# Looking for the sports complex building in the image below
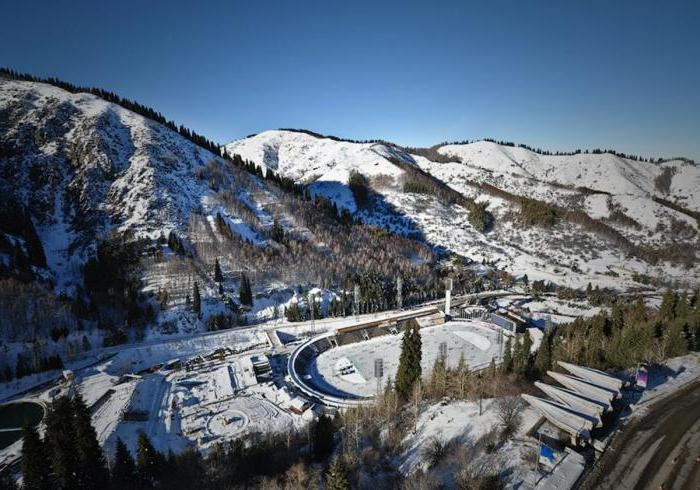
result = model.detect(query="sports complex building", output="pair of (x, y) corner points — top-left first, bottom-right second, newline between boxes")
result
(287, 306), (510, 407)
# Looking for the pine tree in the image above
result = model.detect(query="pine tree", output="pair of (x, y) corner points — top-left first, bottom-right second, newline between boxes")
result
(664, 320), (688, 358)
(20, 422), (52, 490)
(192, 282), (201, 318)
(610, 303), (625, 331)
(72, 393), (109, 489)
(395, 325), (414, 399)
(111, 438), (136, 488)
(533, 331), (552, 378)
(501, 337), (513, 373)
(628, 296), (647, 326)
(310, 414), (334, 459)
(214, 258), (223, 283)
(136, 432), (162, 486)
(412, 323), (423, 381)
(512, 335), (524, 374)
(239, 274), (253, 307)
(659, 289), (678, 322)
(586, 316), (605, 368)
(675, 292), (690, 319)
(43, 396), (79, 489)
(395, 320), (422, 399)
(520, 330), (533, 377)
(325, 458), (350, 490)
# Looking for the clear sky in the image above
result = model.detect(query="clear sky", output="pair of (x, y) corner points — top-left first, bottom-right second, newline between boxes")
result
(2, 0), (699, 159)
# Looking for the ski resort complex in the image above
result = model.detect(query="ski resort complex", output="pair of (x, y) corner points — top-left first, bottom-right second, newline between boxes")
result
(2, 2), (700, 487)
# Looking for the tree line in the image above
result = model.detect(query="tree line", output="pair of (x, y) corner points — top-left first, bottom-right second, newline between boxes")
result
(0, 68), (220, 156)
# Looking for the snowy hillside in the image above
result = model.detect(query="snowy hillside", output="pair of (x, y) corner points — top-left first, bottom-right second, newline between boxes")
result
(0, 78), (220, 292)
(228, 130), (406, 213)
(0, 79), (441, 340)
(227, 130), (700, 289)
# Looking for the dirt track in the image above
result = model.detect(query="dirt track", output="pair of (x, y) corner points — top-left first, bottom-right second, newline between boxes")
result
(579, 379), (700, 490)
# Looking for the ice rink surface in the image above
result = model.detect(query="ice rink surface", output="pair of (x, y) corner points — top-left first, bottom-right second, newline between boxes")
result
(309, 321), (504, 398)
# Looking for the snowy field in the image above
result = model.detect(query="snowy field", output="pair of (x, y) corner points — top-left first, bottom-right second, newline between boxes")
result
(96, 351), (307, 457)
(308, 321), (504, 399)
(400, 398), (541, 478)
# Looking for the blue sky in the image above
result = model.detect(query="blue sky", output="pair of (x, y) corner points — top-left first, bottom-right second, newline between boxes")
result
(2, 0), (699, 159)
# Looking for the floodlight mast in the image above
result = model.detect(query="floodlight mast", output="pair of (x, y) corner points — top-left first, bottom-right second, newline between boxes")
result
(396, 276), (403, 311)
(444, 278), (453, 317)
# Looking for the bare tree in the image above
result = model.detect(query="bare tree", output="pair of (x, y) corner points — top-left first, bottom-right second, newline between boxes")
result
(495, 396), (523, 439)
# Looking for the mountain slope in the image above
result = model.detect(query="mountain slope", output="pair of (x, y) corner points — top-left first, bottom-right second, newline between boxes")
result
(227, 130), (700, 289)
(0, 78), (218, 292)
(0, 78), (443, 344)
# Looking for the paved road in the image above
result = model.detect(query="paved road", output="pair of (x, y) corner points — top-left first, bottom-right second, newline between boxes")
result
(580, 379), (700, 490)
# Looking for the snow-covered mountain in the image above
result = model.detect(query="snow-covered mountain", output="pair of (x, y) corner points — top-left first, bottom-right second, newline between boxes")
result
(0, 78), (222, 292)
(0, 79), (437, 309)
(1, 74), (698, 301)
(227, 130), (700, 289)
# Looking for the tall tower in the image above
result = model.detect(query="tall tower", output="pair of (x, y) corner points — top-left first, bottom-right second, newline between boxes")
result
(444, 278), (453, 317)
(374, 358), (384, 395)
(308, 292), (316, 335)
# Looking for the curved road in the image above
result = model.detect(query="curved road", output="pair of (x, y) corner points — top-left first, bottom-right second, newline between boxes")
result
(580, 379), (700, 490)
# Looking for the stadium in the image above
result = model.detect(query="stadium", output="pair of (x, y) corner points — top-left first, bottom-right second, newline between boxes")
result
(288, 307), (509, 407)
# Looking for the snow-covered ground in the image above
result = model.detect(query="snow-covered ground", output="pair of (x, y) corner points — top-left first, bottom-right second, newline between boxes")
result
(630, 352), (700, 412)
(226, 130), (700, 290)
(400, 398), (541, 485)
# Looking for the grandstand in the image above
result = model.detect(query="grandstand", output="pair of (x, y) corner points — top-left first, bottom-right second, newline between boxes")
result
(288, 310), (506, 407)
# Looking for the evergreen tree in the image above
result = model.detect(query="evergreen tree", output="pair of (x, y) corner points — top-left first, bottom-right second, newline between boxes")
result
(512, 335), (524, 374)
(520, 330), (533, 377)
(20, 422), (52, 490)
(111, 438), (136, 488)
(72, 393), (109, 489)
(214, 258), (223, 283)
(310, 414), (334, 460)
(533, 331), (552, 378)
(192, 282), (201, 318)
(285, 302), (304, 322)
(610, 303), (625, 331)
(675, 292), (690, 319)
(664, 320), (688, 358)
(43, 396), (79, 489)
(325, 458), (350, 490)
(136, 432), (162, 487)
(161, 449), (206, 489)
(659, 289), (678, 322)
(239, 274), (253, 307)
(501, 337), (513, 374)
(395, 320), (422, 399)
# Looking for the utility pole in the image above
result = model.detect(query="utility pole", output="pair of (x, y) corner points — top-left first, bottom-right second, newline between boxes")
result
(308, 292), (315, 335)
(478, 373), (483, 415)
(354, 284), (361, 323)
